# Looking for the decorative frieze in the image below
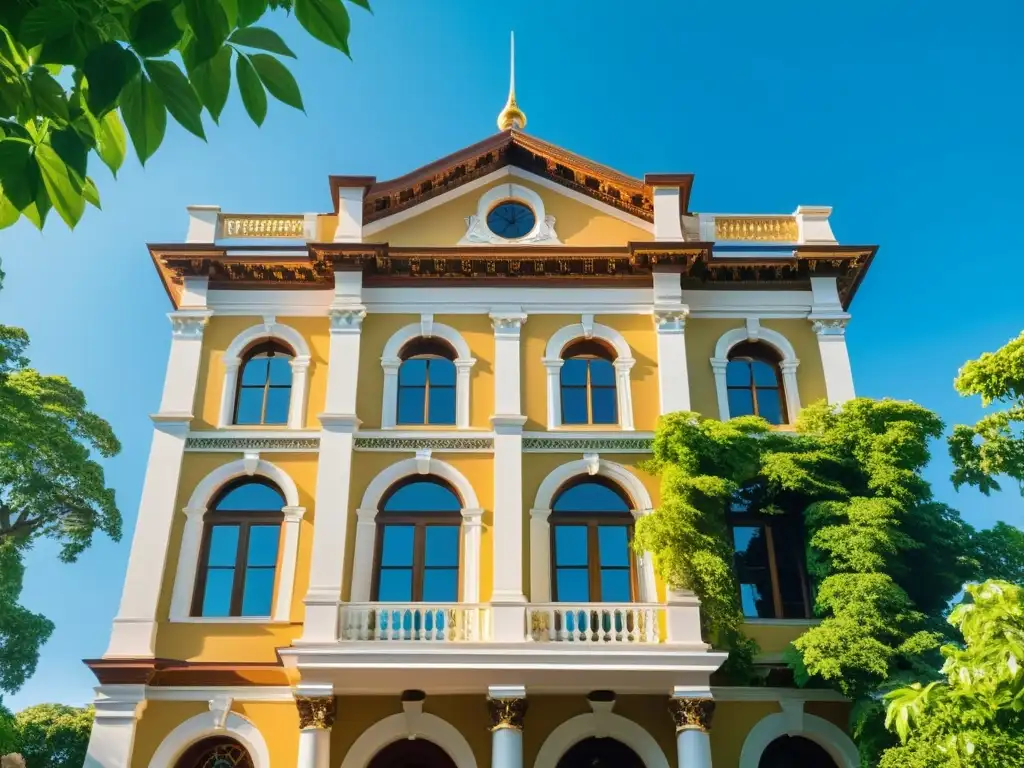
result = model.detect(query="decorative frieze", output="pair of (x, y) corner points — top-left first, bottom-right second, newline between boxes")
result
(487, 696), (528, 732)
(221, 214), (305, 239)
(668, 697), (715, 733)
(185, 436), (319, 452)
(295, 696), (336, 730)
(522, 436), (653, 453)
(715, 216), (798, 242)
(354, 436), (494, 452)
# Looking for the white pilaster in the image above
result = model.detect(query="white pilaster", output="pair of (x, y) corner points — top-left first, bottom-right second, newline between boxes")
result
(334, 185), (369, 242)
(275, 506), (306, 621)
(809, 276), (855, 405)
(490, 312), (528, 640)
(169, 506), (205, 620)
(780, 361), (802, 420)
(349, 507), (378, 602)
(288, 355), (312, 429)
(614, 358), (636, 430)
(186, 205), (220, 243)
(542, 358), (563, 429)
(653, 272), (691, 414)
(105, 307), (209, 658)
(461, 508), (484, 603)
(301, 273), (365, 643)
(794, 205), (837, 245)
(455, 359), (475, 428)
(218, 359), (240, 427)
(711, 359), (730, 421)
(528, 507), (552, 602)
(82, 685), (146, 768)
(650, 186), (684, 241)
(488, 686), (526, 768)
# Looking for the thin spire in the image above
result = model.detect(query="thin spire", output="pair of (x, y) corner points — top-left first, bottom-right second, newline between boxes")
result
(497, 31), (526, 132)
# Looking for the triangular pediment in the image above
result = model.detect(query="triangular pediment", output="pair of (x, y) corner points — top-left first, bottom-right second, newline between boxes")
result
(330, 130), (693, 228)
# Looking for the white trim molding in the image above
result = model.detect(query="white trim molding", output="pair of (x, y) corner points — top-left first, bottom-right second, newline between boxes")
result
(150, 709), (272, 768)
(460, 181), (559, 245)
(169, 456), (303, 622)
(350, 457), (483, 602)
(380, 318), (476, 429)
(530, 458), (655, 603)
(218, 320), (312, 429)
(533, 707), (670, 768)
(340, 709), (478, 768)
(711, 318), (801, 423)
(543, 318), (635, 430)
(739, 702), (859, 768)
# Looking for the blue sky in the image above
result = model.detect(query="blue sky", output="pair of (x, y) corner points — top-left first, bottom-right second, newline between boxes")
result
(1, 0), (1022, 710)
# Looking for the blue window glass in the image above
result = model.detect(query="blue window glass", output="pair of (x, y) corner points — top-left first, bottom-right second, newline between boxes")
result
(726, 343), (786, 424)
(731, 525), (774, 618)
(380, 525), (414, 566)
(555, 569), (590, 602)
(559, 342), (618, 425)
(397, 355), (456, 425)
(196, 481), (285, 618)
(553, 483), (629, 513)
(384, 481), (461, 512)
(234, 341), (293, 425)
(486, 201), (536, 239)
(554, 526), (589, 566)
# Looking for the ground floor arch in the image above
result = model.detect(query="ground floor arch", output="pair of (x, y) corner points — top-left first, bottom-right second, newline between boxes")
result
(554, 736), (645, 768)
(367, 737), (459, 768)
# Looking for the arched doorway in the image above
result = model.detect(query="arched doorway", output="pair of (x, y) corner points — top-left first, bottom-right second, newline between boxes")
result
(368, 738), (458, 768)
(556, 737), (645, 768)
(759, 735), (838, 768)
(175, 736), (254, 768)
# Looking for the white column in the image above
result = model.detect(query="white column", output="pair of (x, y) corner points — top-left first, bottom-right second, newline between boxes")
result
(349, 507), (378, 602)
(542, 359), (563, 428)
(780, 361), (802, 423)
(461, 508), (484, 603)
(302, 273), (365, 644)
(812, 320), (855, 404)
(528, 508), (552, 602)
(295, 686), (334, 768)
(218, 357), (240, 427)
(288, 355), (312, 429)
(105, 309), (210, 658)
(169, 506), (205, 620)
(488, 686), (526, 768)
(82, 685), (146, 768)
(455, 358), (475, 428)
(614, 358), (636, 430)
(711, 359), (730, 421)
(380, 357), (401, 428)
(669, 693), (715, 768)
(490, 313), (528, 641)
(631, 509), (658, 602)
(654, 308), (691, 414)
(274, 506), (306, 621)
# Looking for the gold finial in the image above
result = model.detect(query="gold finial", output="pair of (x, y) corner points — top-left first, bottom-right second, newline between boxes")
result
(497, 31), (526, 132)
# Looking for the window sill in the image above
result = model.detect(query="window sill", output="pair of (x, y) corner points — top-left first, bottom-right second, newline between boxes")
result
(743, 618), (820, 627)
(168, 617), (294, 625)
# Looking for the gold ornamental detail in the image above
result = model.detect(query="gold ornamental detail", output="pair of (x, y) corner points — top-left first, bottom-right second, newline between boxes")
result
(221, 214), (306, 238)
(296, 696), (336, 730)
(668, 697), (715, 733)
(715, 216), (798, 242)
(487, 697), (528, 732)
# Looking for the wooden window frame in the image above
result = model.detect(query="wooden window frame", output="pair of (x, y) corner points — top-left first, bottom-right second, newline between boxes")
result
(233, 340), (294, 426)
(371, 477), (462, 603)
(560, 339), (618, 426)
(726, 341), (787, 423)
(549, 478), (638, 603)
(396, 339), (457, 426)
(191, 480), (284, 618)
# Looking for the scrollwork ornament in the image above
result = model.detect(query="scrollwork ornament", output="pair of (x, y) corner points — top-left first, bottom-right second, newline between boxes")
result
(487, 697), (528, 732)
(295, 696), (336, 730)
(667, 697), (715, 733)
(811, 319), (847, 338)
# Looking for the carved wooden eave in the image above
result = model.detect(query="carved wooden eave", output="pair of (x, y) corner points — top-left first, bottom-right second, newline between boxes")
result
(85, 657), (291, 687)
(150, 242), (875, 310)
(330, 130), (691, 226)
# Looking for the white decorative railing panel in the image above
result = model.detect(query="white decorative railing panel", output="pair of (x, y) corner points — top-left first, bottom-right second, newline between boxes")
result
(341, 603), (491, 642)
(527, 603), (662, 643)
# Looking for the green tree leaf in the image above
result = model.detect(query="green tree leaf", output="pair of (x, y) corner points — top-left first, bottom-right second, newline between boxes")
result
(186, 46), (231, 122)
(119, 74), (166, 164)
(237, 0), (270, 27)
(34, 142), (84, 228)
(49, 126), (89, 178)
(144, 60), (205, 140)
(82, 176), (100, 208)
(26, 68), (68, 122)
(184, 0), (231, 63)
(250, 54), (303, 111)
(0, 138), (38, 213)
(294, 0), (351, 57)
(0, 188), (19, 229)
(14, 703), (93, 766)
(16, 6), (77, 49)
(93, 110), (126, 176)
(0, 543), (54, 692)
(128, 1), (185, 58)
(235, 53), (266, 126)
(82, 42), (140, 116)
(229, 26), (297, 58)
(348, 0), (373, 10)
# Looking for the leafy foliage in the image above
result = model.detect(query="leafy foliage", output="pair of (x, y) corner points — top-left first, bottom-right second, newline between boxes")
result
(880, 581), (1024, 767)
(11, 704), (93, 768)
(637, 399), (1024, 765)
(0, 0), (369, 229)
(949, 332), (1024, 495)
(0, 540), (54, 695)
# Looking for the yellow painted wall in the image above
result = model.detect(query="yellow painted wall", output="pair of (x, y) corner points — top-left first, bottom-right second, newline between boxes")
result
(743, 621), (814, 656)
(131, 701), (206, 768)
(371, 177), (653, 247)
(154, 452), (318, 661)
(711, 701), (781, 766)
(192, 316), (329, 430)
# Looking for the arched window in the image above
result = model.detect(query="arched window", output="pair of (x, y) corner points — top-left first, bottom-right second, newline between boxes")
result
(759, 736), (838, 768)
(373, 478), (462, 602)
(728, 484), (812, 619)
(550, 478), (635, 602)
(560, 339), (618, 425)
(234, 340), (294, 425)
(176, 736), (254, 768)
(726, 342), (786, 424)
(368, 738), (458, 768)
(193, 480), (284, 617)
(397, 338), (457, 426)
(556, 737), (645, 768)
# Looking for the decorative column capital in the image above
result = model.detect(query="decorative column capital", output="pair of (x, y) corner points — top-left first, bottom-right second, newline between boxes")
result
(811, 318), (848, 339)
(613, 357), (636, 372)
(290, 355), (312, 373)
(296, 696), (336, 730)
(487, 696), (528, 732)
(490, 312), (528, 337)
(668, 697), (715, 733)
(169, 311), (212, 339)
(653, 307), (688, 332)
(329, 306), (367, 333)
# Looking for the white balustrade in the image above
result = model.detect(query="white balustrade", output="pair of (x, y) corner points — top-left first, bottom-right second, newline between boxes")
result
(527, 603), (661, 643)
(341, 603), (491, 642)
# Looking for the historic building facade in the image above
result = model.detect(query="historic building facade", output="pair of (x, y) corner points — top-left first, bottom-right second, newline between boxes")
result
(84, 72), (875, 768)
